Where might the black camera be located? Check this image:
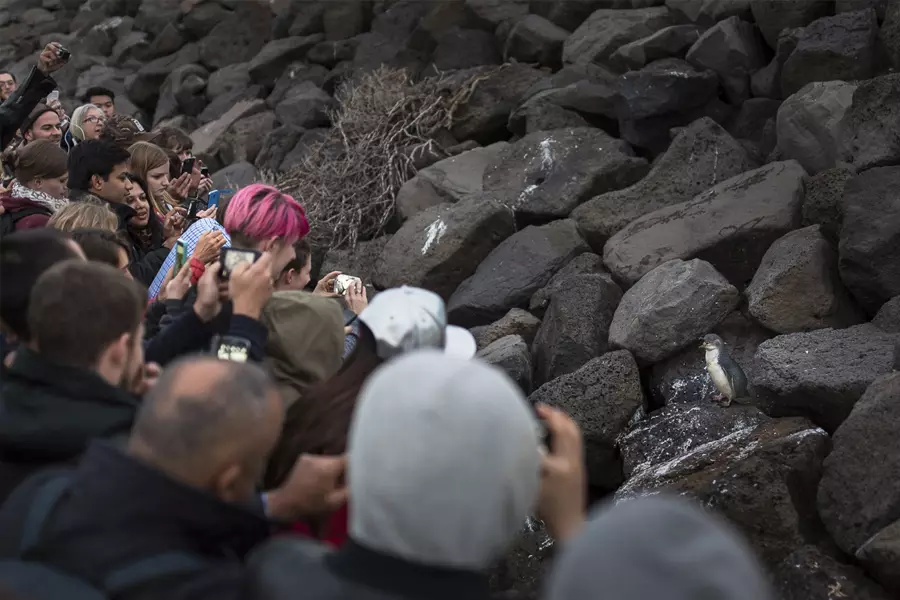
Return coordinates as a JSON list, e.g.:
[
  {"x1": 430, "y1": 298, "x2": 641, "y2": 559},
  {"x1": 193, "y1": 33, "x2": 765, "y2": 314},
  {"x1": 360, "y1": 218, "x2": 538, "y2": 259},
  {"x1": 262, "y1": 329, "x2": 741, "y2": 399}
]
[{"x1": 57, "y1": 47, "x2": 70, "y2": 60}]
